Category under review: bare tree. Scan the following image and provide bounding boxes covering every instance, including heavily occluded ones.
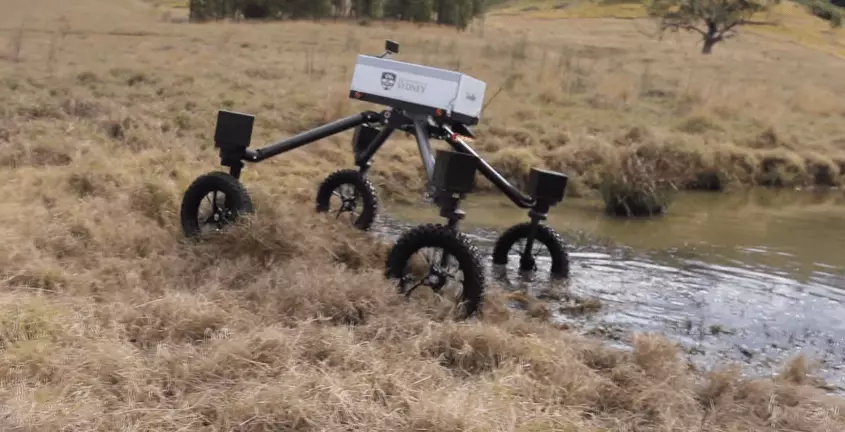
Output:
[644,0,780,54]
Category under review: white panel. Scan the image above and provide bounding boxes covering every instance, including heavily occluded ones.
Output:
[453,75,487,120]
[350,63,458,111]
[348,55,488,124]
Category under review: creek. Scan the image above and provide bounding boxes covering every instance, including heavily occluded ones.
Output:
[372,188,845,392]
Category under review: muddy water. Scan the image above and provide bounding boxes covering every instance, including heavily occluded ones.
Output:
[372,188,845,392]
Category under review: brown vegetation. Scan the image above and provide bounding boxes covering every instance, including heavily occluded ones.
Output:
[2,0,845,429]
[7,1,845,203]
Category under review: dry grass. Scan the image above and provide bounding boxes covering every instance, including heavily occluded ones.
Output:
[2,0,845,429]
[5,1,845,200]
[2,197,845,431]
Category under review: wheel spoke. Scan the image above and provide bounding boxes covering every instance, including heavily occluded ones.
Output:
[421,248,436,267]
[385,224,486,319]
[315,170,378,232]
[330,183,360,224]
[444,257,457,273]
[444,261,462,282]
[200,191,224,229]
[181,172,255,239]
[442,272,464,300]
[403,279,426,297]
[512,239,524,257]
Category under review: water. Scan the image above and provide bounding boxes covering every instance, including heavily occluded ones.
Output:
[372,188,845,392]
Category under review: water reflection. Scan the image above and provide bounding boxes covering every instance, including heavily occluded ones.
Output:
[376,188,845,391]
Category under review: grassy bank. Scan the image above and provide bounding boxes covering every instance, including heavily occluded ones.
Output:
[3,198,845,430]
[3,1,845,428]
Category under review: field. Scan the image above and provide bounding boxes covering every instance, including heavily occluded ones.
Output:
[2,0,845,430]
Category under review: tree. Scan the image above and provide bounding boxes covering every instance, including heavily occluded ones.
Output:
[408,0,435,22]
[352,0,382,18]
[383,0,433,21]
[284,0,333,19]
[644,0,779,54]
[434,0,453,24]
[433,0,479,30]
[239,0,272,19]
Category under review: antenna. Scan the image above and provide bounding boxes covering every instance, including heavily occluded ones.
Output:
[481,73,520,113]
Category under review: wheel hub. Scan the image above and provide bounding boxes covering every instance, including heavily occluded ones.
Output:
[335,188,359,216]
[401,266,449,297]
[519,254,537,272]
[205,206,234,229]
[341,198,356,211]
[426,267,449,292]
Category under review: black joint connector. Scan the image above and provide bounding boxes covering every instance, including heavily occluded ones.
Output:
[386,110,410,128]
[436,191,465,229]
[529,199,551,220]
[218,148,245,167]
[243,149,259,161]
[364,111,382,123]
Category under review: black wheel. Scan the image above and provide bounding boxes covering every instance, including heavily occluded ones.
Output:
[385,223,486,319]
[180,171,254,238]
[315,169,379,231]
[491,222,570,281]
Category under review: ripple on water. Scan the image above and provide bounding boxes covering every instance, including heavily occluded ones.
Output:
[374,190,845,391]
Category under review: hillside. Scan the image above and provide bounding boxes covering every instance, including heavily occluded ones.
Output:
[2,0,845,429]
[490,0,845,55]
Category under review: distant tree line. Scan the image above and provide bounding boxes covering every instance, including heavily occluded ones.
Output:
[188,0,489,29]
